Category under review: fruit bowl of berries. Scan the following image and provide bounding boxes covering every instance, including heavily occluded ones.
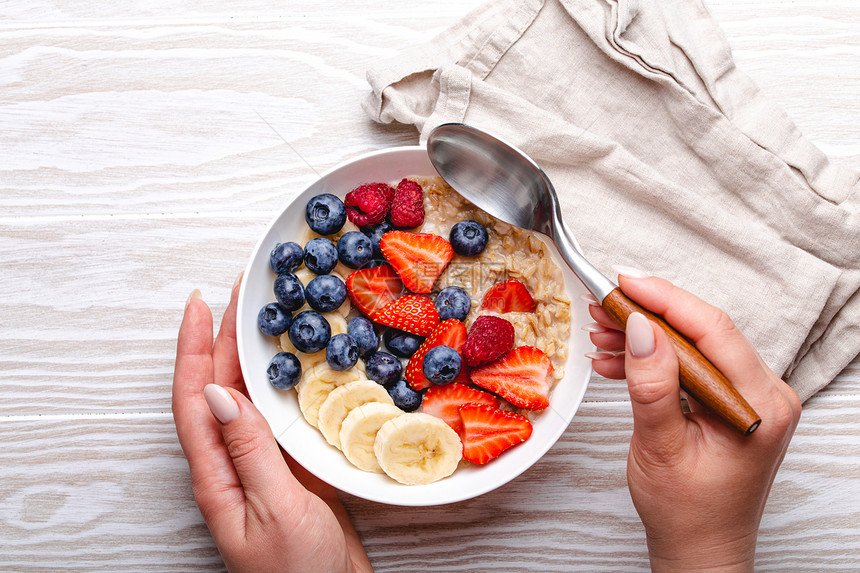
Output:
[237,146,593,506]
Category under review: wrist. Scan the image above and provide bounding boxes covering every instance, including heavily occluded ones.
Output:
[649,556,753,573]
[646,532,757,573]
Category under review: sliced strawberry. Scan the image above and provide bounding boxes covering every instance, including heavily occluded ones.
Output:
[461,315,515,367]
[470,346,553,410]
[480,279,536,313]
[345,264,404,317]
[421,383,500,436]
[459,404,533,464]
[371,294,439,337]
[405,319,469,391]
[379,230,454,294]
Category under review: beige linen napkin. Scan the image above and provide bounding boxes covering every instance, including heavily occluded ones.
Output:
[363,0,859,401]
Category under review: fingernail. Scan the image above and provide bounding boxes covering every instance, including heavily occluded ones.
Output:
[232,271,244,291]
[581,323,609,333]
[585,351,616,361]
[579,293,600,306]
[612,265,650,279]
[626,312,655,358]
[203,384,240,424]
[186,289,202,308]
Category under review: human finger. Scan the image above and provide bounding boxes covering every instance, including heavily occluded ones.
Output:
[588,301,624,331]
[173,293,244,531]
[588,352,626,379]
[584,323,626,352]
[623,312,689,448]
[613,270,799,419]
[203,384,309,526]
[615,272,762,386]
[213,272,245,393]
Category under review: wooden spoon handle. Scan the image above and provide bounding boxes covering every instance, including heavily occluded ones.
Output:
[601,287,761,435]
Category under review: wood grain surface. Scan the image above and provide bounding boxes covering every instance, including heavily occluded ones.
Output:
[1,1,858,571]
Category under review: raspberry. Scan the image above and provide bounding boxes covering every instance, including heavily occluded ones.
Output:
[390,179,425,228]
[345,183,395,227]
[461,315,515,367]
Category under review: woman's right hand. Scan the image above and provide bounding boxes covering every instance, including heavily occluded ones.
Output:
[585,270,802,572]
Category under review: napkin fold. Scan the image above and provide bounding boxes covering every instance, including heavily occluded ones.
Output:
[363,0,859,401]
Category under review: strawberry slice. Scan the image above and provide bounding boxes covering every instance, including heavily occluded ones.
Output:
[345,264,404,317]
[421,383,500,436]
[371,294,439,337]
[480,279,536,313]
[379,230,454,293]
[470,346,554,410]
[459,404,533,464]
[405,319,469,391]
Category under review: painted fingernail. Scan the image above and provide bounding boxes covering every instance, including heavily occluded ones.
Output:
[626,312,655,358]
[203,384,240,424]
[612,265,650,279]
[579,293,600,306]
[581,323,609,333]
[232,271,244,291]
[585,351,616,361]
[186,289,202,308]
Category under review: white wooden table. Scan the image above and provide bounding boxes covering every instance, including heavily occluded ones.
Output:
[2,1,858,570]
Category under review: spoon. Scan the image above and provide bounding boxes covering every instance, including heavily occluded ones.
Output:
[427,123,761,435]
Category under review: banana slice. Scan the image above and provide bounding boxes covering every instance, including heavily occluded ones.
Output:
[374,413,463,485]
[317,380,394,450]
[297,362,367,428]
[279,312,348,372]
[339,402,405,473]
[294,267,316,288]
[333,262,355,281]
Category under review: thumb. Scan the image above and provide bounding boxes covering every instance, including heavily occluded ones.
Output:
[203,383,300,500]
[624,313,689,449]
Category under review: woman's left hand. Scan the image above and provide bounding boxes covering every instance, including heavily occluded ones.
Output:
[172,277,373,573]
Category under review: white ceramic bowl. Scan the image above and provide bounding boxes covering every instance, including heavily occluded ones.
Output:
[237,146,593,506]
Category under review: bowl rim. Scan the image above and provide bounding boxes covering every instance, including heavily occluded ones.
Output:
[236,144,593,506]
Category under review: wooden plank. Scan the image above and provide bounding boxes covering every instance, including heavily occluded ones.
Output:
[0,1,857,571]
[0,414,224,572]
[0,217,259,415]
[1,398,857,571]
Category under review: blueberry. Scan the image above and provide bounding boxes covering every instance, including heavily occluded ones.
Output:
[288,310,331,354]
[267,352,302,390]
[257,302,292,337]
[269,241,304,274]
[385,379,422,412]
[363,221,393,259]
[303,237,338,275]
[348,316,379,358]
[337,231,373,269]
[365,351,403,386]
[383,328,425,358]
[326,333,359,371]
[305,193,346,236]
[305,274,347,313]
[422,345,461,385]
[449,220,488,256]
[362,259,388,269]
[434,286,472,321]
[273,272,305,312]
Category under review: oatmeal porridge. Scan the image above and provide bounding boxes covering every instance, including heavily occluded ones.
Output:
[257,175,572,485]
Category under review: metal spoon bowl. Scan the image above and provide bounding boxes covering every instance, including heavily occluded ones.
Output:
[427,123,760,435]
